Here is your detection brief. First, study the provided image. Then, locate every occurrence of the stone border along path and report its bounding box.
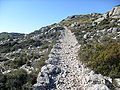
[34,27,112,90]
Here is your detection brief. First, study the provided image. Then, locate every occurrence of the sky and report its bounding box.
[0,0,120,34]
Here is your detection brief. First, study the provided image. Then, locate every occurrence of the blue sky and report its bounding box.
[0,0,119,34]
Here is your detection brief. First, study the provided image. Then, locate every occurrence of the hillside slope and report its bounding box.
[34,5,120,90]
[34,27,112,90]
[0,5,120,90]
[0,32,25,41]
[0,25,64,90]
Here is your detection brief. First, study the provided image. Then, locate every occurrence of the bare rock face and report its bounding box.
[94,5,120,24]
[87,84,110,90]
[108,5,120,18]
[34,64,61,89]
[102,5,120,18]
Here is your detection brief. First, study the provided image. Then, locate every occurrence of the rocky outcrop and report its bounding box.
[34,27,112,90]
[94,5,120,24]
[108,5,120,18]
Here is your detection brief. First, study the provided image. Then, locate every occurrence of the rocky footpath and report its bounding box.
[34,27,112,90]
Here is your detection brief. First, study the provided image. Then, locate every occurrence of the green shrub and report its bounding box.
[0,69,38,90]
[5,69,27,90]
[0,73,6,89]
[79,43,120,78]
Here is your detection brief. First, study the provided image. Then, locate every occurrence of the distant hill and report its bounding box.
[0,32,25,40]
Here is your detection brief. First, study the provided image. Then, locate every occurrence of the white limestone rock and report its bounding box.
[108,5,120,18]
[87,84,110,90]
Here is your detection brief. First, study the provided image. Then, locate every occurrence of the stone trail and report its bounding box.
[34,27,111,90]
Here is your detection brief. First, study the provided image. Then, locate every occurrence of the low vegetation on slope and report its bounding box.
[79,43,120,78]
[0,32,25,41]
[0,25,63,90]
[60,13,100,27]
[71,18,120,78]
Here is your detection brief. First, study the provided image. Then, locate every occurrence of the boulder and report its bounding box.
[94,17,105,24]
[87,84,110,90]
[70,22,80,27]
[112,28,118,33]
[41,64,61,75]
[35,64,61,89]
[83,32,91,39]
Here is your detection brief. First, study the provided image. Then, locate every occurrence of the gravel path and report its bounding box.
[34,27,111,90]
[54,27,82,89]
